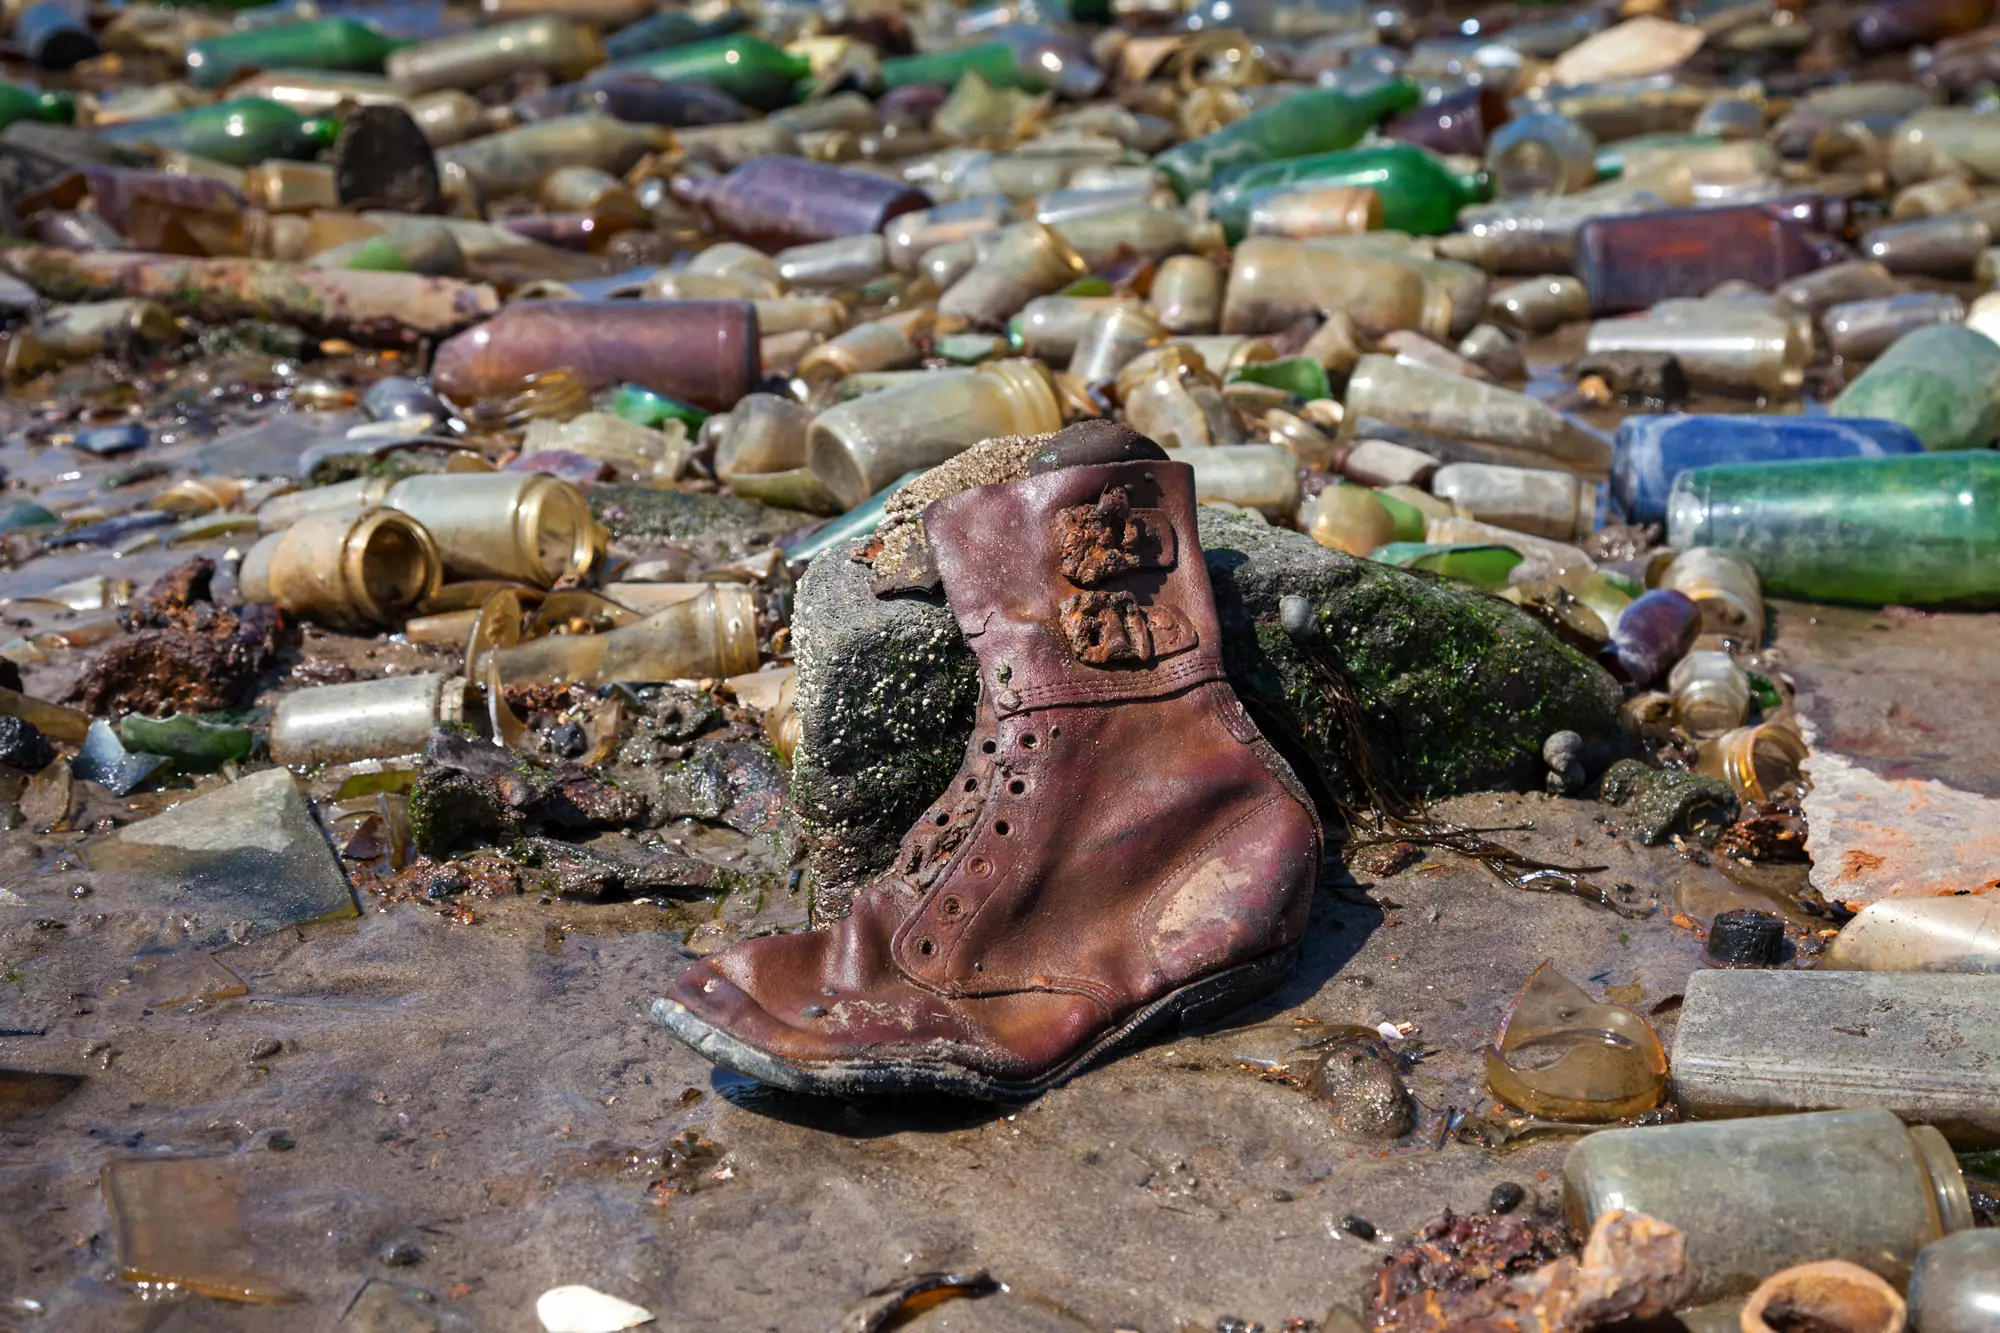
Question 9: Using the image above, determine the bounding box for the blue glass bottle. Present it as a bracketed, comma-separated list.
[1613, 414, 1926, 526]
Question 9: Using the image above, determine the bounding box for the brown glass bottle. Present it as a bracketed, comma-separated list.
[671, 157, 932, 251]
[430, 300, 758, 411]
[1573, 205, 1846, 317]
[1852, 0, 1994, 55]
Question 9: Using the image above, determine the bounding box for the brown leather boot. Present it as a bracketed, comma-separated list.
[653, 456, 1323, 1099]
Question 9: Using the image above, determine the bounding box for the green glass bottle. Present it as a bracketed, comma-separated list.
[1229, 356, 1331, 401]
[1212, 142, 1489, 242]
[609, 35, 809, 112]
[0, 81, 72, 131]
[1153, 79, 1419, 201]
[187, 19, 407, 90]
[1666, 452, 2000, 609]
[609, 383, 708, 430]
[98, 98, 339, 167]
[1831, 323, 2000, 452]
[881, 41, 1044, 93]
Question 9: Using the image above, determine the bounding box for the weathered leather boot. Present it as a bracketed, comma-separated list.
[654, 451, 1322, 1099]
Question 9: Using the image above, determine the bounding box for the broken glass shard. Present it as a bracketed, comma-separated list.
[1485, 960, 1667, 1123]
[101, 1157, 300, 1304]
[73, 719, 169, 796]
[129, 951, 247, 1006]
[80, 768, 357, 949]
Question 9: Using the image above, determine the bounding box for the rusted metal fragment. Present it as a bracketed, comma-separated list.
[0, 246, 498, 344]
[1055, 485, 1176, 587]
[1057, 485, 1142, 586]
[1371, 1209, 1696, 1333]
[1060, 589, 1151, 665]
[64, 558, 292, 717]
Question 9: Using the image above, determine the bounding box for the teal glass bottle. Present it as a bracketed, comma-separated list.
[1832, 323, 2000, 452]
[609, 35, 809, 112]
[602, 9, 746, 61]
[187, 19, 407, 90]
[1666, 452, 2000, 608]
[1153, 79, 1419, 201]
[98, 98, 339, 167]
[1212, 142, 1488, 241]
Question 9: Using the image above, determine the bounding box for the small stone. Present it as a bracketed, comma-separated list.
[247, 1037, 282, 1061]
[1279, 593, 1315, 640]
[1307, 1035, 1414, 1139]
[548, 722, 589, 759]
[535, 1284, 654, 1332]
[1542, 730, 1584, 773]
[266, 1132, 296, 1152]
[1488, 1181, 1526, 1214]
[0, 717, 55, 773]
[1341, 1214, 1378, 1241]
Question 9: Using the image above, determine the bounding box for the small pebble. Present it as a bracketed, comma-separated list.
[247, 1037, 282, 1061]
[1488, 1181, 1526, 1214]
[1340, 1214, 1377, 1241]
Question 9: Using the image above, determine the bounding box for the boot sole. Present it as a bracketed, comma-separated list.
[650, 944, 1299, 1103]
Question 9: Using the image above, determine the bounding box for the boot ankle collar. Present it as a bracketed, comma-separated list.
[923, 460, 1228, 714]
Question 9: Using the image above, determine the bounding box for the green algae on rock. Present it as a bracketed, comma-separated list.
[790, 507, 1622, 916]
[1598, 758, 1739, 845]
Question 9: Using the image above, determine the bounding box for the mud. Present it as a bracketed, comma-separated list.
[0, 589, 1955, 1331]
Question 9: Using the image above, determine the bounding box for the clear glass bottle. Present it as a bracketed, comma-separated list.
[1562, 1109, 1973, 1303]
[1486, 111, 1598, 198]
[1584, 298, 1809, 398]
[1908, 1231, 2000, 1333]
[491, 588, 760, 687]
[1219, 238, 1453, 340]
[806, 361, 1062, 509]
[1068, 305, 1168, 385]
[1488, 275, 1590, 336]
[387, 17, 604, 97]
[268, 673, 470, 766]
[1658, 546, 1765, 644]
[1342, 354, 1612, 477]
[937, 222, 1087, 328]
[797, 310, 933, 388]
[1430, 461, 1594, 541]
[1243, 185, 1383, 239]
[1149, 255, 1223, 335]
[1822, 292, 1966, 363]
[1667, 650, 1750, 737]
[1163, 445, 1302, 522]
[1824, 896, 2000, 974]
[1309, 483, 1398, 556]
[884, 197, 1017, 272]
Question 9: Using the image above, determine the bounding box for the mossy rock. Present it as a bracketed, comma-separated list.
[589, 484, 811, 558]
[792, 508, 1622, 916]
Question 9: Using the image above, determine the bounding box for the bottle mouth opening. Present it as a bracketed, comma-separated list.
[1908, 1123, 1975, 1237]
